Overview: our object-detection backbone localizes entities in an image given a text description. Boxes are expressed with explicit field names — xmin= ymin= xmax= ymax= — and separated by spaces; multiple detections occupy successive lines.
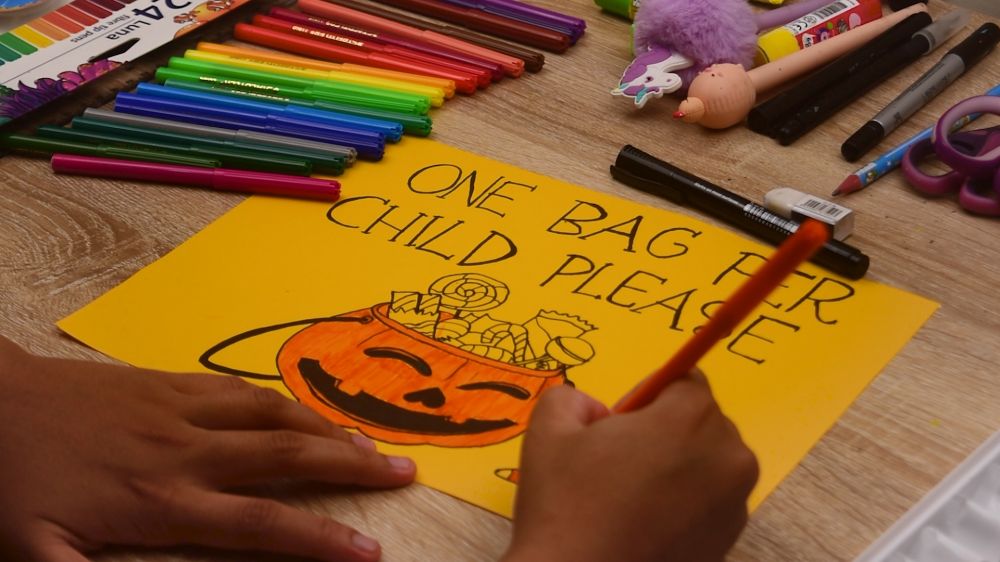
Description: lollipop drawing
xmin=200 ymin=273 xmax=597 ymax=447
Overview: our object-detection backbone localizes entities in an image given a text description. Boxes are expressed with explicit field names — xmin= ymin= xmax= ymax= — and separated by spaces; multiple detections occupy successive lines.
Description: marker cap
xmin=841 ymin=121 xmax=885 ymax=163
xmin=914 ymin=9 xmax=971 ymax=54
xmin=594 ymin=0 xmax=636 ymax=19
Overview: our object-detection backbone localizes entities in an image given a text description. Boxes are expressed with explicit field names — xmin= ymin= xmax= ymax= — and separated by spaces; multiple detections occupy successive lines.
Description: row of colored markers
xmin=2 ymin=0 xmax=586 ymax=200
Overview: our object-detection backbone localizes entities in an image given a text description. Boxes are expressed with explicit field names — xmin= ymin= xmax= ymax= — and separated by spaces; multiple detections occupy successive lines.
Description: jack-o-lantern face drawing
xmin=201 ymin=274 xmax=597 ymax=447
xmin=277 ymin=304 xmax=569 ymax=445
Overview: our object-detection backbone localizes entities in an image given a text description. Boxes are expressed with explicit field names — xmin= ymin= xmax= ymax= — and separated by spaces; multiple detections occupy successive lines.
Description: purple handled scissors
xmin=901 ymin=95 xmax=1000 ymax=216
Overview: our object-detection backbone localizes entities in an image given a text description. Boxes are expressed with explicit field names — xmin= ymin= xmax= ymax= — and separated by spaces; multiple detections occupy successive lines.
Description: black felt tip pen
xmin=610 ymin=145 xmax=869 ymax=280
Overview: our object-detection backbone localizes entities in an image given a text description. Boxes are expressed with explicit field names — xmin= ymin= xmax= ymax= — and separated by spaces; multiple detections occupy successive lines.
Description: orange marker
xmin=504 ymin=219 xmax=831 ymax=484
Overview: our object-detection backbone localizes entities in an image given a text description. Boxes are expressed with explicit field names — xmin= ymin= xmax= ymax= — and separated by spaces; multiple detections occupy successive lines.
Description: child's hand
xmin=503 ymin=372 xmax=759 ymax=562
xmin=0 ymin=336 xmax=415 ymax=562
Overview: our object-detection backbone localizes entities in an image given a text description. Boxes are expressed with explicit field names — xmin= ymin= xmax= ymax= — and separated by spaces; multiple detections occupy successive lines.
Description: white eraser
xmin=764 ymin=187 xmax=855 ymax=241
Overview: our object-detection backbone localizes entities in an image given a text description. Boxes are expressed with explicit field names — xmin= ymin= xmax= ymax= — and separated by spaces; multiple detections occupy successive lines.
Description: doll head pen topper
xmin=612 ymin=0 xmax=844 ymax=107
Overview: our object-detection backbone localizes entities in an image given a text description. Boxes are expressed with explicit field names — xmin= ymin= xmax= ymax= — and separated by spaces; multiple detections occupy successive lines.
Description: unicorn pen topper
xmin=612 ymin=0 xmax=849 ymax=108
xmin=673 ymin=3 xmax=928 ymax=129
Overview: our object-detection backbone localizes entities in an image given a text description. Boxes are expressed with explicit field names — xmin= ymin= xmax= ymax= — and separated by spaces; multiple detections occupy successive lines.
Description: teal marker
xmin=70 ymin=117 xmax=347 ymax=176
xmin=33 ymin=127 xmax=315 ymax=176
xmin=81 ymin=108 xmax=357 ymax=163
xmin=1 ymin=134 xmax=220 ymax=168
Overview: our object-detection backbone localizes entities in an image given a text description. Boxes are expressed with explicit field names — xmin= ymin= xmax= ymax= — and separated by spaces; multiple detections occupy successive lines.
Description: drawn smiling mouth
xmin=297 ymin=358 xmax=516 ymax=435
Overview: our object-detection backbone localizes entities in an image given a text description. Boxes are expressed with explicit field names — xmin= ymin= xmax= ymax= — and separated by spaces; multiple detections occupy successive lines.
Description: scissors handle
xmin=956 ymin=171 xmax=1000 ymax=216
xmin=934 ymin=96 xmax=1000 ymax=179
xmin=902 ymin=97 xmax=1000 ymax=215
xmin=902 ymin=136 xmax=967 ymax=196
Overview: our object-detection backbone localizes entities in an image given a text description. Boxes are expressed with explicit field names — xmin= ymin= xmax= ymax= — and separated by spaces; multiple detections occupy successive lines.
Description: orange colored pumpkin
xmin=277 ymin=303 xmax=569 ymax=447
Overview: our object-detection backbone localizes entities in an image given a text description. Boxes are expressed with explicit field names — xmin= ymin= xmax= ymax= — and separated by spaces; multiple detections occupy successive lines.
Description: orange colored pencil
xmin=614 ymin=218 xmax=830 ymax=412
xmin=505 ymin=219 xmax=831 ymax=484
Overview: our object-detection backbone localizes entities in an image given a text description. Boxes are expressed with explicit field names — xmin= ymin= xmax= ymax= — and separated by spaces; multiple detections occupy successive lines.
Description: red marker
xmin=51 ymin=154 xmax=342 ymax=201
xmin=234 ymin=23 xmax=482 ymax=95
xmin=250 ymin=15 xmax=491 ymax=89
xmin=296 ymin=0 xmax=524 ymax=77
xmin=267 ymin=7 xmax=504 ymax=82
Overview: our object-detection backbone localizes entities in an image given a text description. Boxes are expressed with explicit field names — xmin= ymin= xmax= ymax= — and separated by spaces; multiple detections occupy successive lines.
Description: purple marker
xmin=440 ymin=0 xmax=586 ymax=41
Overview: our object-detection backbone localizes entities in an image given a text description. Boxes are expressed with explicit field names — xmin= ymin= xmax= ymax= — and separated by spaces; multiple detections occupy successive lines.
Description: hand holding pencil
xmin=502 ymin=220 xmax=830 ymax=562
xmin=503 ymin=371 xmax=758 ymax=562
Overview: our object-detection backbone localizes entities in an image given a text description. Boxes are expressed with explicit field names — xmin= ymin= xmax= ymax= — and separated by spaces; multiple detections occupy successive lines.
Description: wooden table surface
xmin=3 ymin=1 xmax=1000 ymax=560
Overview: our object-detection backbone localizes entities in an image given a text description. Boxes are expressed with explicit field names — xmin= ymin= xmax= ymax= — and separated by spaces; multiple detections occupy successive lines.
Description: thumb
xmin=21 ymin=521 xmax=94 ymax=562
xmin=527 ymin=386 xmax=609 ymax=438
xmin=32 ymin=537 xmax=92 ymax=562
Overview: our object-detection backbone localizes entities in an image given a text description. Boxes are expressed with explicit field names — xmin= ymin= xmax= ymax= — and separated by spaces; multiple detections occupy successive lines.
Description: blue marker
xmin=134 ymin=82 xmax=403 ymax=142
xmin=114 ymin=92 xmax=385 ymax=160
xmin=833 ymin=82 xmax=1000 ymax=196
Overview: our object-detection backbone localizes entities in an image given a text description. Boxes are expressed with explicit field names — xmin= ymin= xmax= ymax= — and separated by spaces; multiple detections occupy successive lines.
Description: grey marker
xmin=82 ymin=108 xmax=358 ymax=163
xmin=842 ymin=14 xmax=1000 ymax=162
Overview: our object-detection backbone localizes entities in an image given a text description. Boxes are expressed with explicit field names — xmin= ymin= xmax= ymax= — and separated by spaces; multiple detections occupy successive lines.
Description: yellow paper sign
xmin=59 ymin=138 xmax=937 ymax=516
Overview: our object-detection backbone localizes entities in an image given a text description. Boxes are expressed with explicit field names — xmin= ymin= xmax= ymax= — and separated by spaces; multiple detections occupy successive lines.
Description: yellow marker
xmin=195 ymin=42 xmax=456 ymax=99
xmin=183 ymin=50 xmax=446 ymax=107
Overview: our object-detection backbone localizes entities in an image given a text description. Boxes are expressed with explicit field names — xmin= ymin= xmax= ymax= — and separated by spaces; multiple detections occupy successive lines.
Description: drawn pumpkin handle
xmin=199 ymin=316 xmax=369 ymax=380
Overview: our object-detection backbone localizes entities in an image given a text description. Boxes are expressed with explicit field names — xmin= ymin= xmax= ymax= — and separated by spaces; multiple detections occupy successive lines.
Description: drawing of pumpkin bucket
xmin=270 ymin=273 xmax=598 ymax=447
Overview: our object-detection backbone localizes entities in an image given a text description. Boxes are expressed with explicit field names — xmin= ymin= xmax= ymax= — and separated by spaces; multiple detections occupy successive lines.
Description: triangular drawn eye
xmin=457 ymin=382 xmax=531 ymax=400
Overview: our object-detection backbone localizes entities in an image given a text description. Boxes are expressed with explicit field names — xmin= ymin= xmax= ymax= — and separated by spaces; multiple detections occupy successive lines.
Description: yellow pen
xmin=195 ymin=42 xmax=456 ymax=99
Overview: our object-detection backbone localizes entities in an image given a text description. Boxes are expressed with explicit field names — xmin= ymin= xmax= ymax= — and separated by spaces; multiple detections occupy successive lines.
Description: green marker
xmin=166 ymin=57 xmax=430 ymax=116
xmin=33 ymin=127 xmax=314 ymax=176
xmin=1 ymin=134 xmax=221 ymax=168
xmin=156 ymin=68 xmax=432 ymax=136
xmin=70 ymin=117 xmax=347 ymax=176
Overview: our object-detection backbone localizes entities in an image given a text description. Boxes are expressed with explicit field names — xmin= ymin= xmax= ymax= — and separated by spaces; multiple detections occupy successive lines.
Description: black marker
xmin=842 ymin=21 xmax=1000 ymax=162
xmin=747 ymin=11 xmax=933 ymax=136
xmin=775 ymin=10 xmax=966 ymax=146
xmin=610 ymin=145 xmax=869 ymax=280
xmin=888 ymin=0 xmax=929 ymax=11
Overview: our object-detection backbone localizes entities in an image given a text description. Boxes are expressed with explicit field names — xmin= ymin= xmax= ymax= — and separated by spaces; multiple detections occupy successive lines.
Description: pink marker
xmin=50 ymin=154 xmax=341 ymax=201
